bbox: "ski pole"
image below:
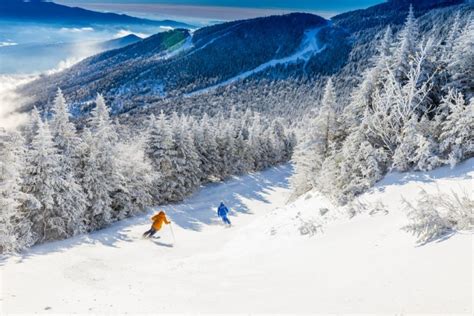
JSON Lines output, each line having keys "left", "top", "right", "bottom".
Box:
{"left": 169, "top": 222, "right": 176, "bottom": 244}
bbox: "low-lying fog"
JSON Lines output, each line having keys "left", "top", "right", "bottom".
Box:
{"left": 0, "top": 22, "right": 168, "bottom": 74}
{"left": 0, "top": 21, "right": 168, "bottom": 129}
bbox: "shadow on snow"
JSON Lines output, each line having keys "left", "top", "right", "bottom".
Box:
{"left": 3, "top": 164, "right": 292, "bottom": 264}
{"left": 160, "top": 164, "right": 292, "bottom": 231}
{"left": 372, "top": 158, "right": 473, "bottom": 193}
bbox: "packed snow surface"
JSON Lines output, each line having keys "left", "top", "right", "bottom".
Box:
{"left": 1, "top": 161, "right": 472, "bottom": 314}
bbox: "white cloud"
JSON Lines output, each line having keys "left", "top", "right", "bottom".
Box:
{"left": 59, "top": 27, "right": 94, "bottom": 33}
{"left": 46, "top": 57, "right": 84, "bottom": 75}
{"left": 0, "top": 55, "right": 91, "bottom": 130}
{"left": 0, "top": 41, "right": 18, "bottom": 47}
{"left": 0, "top": 74, "right": 37, "bottom": 130}
{"left": 113, "top": 29, "right": 148, "bottom": 39}
{"left": 159, "top": 26, "right": 175, "bottom": 31}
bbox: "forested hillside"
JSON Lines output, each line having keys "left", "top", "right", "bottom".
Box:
{"left": 20, "top": 13, "right": 331, "bottom": 113}
{"left": 18, "top": 0, "right": 469, "bottom": 119}
{"left": 2, "top": 0, "right": 472, "bottom": 253}
{"left": 291, "top": 4, "right": 473, "bottom": 205}
{"left": 0, "top": 90, "right": 294, "bottom": 253}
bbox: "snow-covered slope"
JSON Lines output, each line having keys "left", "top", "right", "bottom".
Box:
{"left": 186, "top": 27, "right": 326, "bottom": 97}
{"left": 1, "top": 161, "right": 472, "bottom": 313}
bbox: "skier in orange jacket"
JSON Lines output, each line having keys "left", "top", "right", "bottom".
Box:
{"left": 143, "top": 210, "right": 171, "bottom": 238}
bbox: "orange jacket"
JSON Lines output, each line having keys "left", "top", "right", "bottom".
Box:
{"left": 151, "top": 211, "right": 171, "bottom": 231}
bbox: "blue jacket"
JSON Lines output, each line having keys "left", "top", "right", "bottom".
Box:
{"left": 217, "top": 203, "right": 229, "bottom": 217}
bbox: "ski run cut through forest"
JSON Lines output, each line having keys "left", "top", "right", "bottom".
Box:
{"left": 1, "top": 159, "right": 473, "bottom": 313}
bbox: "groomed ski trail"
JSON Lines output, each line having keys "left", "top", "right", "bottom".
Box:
{"left": 1, "top": 161, "right": 472, "bottom": 314}
{"left": 186, "top": 27, "right": 326, "bottom": 97}
{"left": 1, "top": 165, "right": 293, "bottom": 314}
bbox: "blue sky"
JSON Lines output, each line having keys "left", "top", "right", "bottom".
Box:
{"left": 58, "top": 0, "right": 384, "bottom": 24}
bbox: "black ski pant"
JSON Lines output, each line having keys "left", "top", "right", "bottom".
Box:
{"left": 143, "top": 227, "right": 157, "bottom": 238}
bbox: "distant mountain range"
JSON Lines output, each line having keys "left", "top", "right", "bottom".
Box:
{"left": 0, "top": 34, "right": 143, "bottom": 74}
{"left": 20, "top": 13, "right": 335, "bottom": 110}
{"left": 0, "top": 0, "right": 192, "bottom": 28}
{"left": 19, "top": 0, "right": 471, "bottom": 117}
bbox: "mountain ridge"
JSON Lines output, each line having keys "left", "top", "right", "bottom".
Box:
{"left": 18, "top": 0, "right": 471, "bottom": 117}
{"left": 0, "top": 0, "right": 192, "bottom": 28}
{"left": 20, "top": 13, "right": 333, "bottom": 112}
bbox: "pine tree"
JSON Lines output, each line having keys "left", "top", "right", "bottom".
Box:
{"left": 50, "top": 88, "right": 87, "bottom": 236}
{"left": 115, "top": 135, "right": 154, "bottom": 217}
{"left": 290, "top": 141, "right": 320, "bottom": 197}
{"left": 23, "top": 105, "right": 42, "bottom": 145}
{"left": 439, "top": 90, "right": 474, "bottom": 167}
{"left": 216, "top": 115, "right": 238, "bottom": 177}
{"left": 335, "top": 126, "right": 387, "bottom": 203}
{"left": 290, "top": 78, "right": 340, "bottom": 198}
{"left": 170, "top": 113, "right": 201, "bottom": 200}
{"left": 23, "top": 110, "right": 70, "bottom": 242}
{"left": 314, "top": 77, "right": 338, "bottom": 159}
{"left": 78, "top": 128, "right": 112, "bottom": 230}
{"left": 392, "top": 117, "right": 419, "bottom": 172}
{"left": 248, "top": 113, "right": 267, "bottom": 171}
{"left": 440, "top": 11, "right": 461, "bottom": 63}
{"left": 0, "top": 129, "right": 34, "bottom": 253}
{"left": 394, "top": 4, "right": 419, "bottom": 81}
{"left": 447, "top": 17, "right": 474, "bottom": 98}
{"left": 366, "top": 38, "right": 434, "bottom": 154}
{"left": 233, "top": 129, "right": 253, "bottom": 174}
{"left": 145, "top": 111, "right": 177, "bottom": 202}
{"left": 50, "top": 89, "right": 81, "bottom": 164}
{"left": 193, "top": 113, "right": 220, "bottom": 181}
{"left": 269, "top": 118, "right": 287, "bottom": 164}
{"left": 343, "top": 26, "right": 393, "bottom": 130}
{"left": 414, "top": 135, "right": 440, "bottom": 171}
{"left": 80, "top": 95, "right": 120, "bottom": 230}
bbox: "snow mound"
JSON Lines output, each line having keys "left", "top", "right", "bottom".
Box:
{"left": 265, "top": 158, "right": 474, "bottom": 240}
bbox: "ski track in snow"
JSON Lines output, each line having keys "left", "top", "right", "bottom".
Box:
{"left": 0, "top": 161, "right": 473, "bottom": 313}
{"left": 185, "top": 27, "right": 326, "bottom": 97}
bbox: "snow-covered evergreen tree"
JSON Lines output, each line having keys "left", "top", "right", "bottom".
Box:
{"left": 333, "top": 126, "right": 387, "bottom": 203}
{"left": 439, "top": 90, "right": 474, "bottom": 167}
{"left": 392, "top": 117, "right": 419, "bottom": 171}
{"left": 413, "top": 135, "right": 440, "bottom": 172}
{"left": 291, "top": 78, "right": 339, "bottom": 196}
{"left": 80, "top": 95, "right": 120, "bottom": 230}
{"left": 343, "top": 25, "right": 393, "bottom": 130}
{"left": 170, "top": 113, "right": 201, "bottom": 201}
{"left": 393, "top": 4, "right": 419, "bottom": 81}
{"left": 366, "top": 38, "right": 435, "bottom": 154}
{"left": 145, "top": 111, "right": 177, "bottom": 202}
{"left": 248, "top": 113, "right": 269, "bottom": 171}
{"left": 269, "top": 119, "right": 287, "bottom": 164}
{"left": 23, "top": 109, "right": 72, "bottom": 242}
{"left": 316, "top": 77, "right": 338, "bottom": 155}
{"left": 447, "top": 16, "right": 474, "bottom": 98}
{"left": 290, "top": 7, "right": 471, "bottom": 204}
{"left": 50, "top": 88, "right": 87, "bottom": 236}
{"left": 193, "top": 113, "right": 221, "bottom": 181}
{"left": 0, "top": 129, "right": 34, "bottom": 253}
{"left": 216, "top": 115, "right": 238, "bottom": 178}
{"left": 115, "top": 135, "right": 154, "bottom": 217}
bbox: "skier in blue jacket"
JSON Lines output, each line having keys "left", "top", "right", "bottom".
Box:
{"left": 217, "top": 202, "right": 231, "bottom": 226}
